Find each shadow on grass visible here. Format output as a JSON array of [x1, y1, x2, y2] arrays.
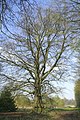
[[60, 111, 80, 120], [0, 111, 53, 120], [0, 110, 80, 120]]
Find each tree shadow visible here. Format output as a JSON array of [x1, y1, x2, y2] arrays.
[[0, 111, 53, 120], [60, 111, 80, 120], [25, 111, 53, 120]]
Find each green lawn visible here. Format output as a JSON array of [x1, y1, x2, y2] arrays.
[[47, 107, 80, 112]]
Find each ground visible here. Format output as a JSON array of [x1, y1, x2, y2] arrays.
[[0, 110, 80, 120]]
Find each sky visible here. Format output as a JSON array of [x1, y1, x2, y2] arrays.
[[61, 55, 77, 100], [60, 82, 75, 100]]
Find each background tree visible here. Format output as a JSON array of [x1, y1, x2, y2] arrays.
[[0, 87, 17, 112], [52, 96, 64, 108], [64, 98, 76, 106], [0, 1, 75, 112], [42, 94, 54, 108], [15, 94, 31, 109], [74, 80, 80, 107], [74, 51, 80, 108]]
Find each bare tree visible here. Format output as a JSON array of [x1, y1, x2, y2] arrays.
[[0, 1, 74, 112]]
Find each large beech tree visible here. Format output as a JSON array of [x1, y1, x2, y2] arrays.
[[0, 1, 74, 112]]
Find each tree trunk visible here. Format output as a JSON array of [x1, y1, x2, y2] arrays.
[[34, 84, 43, 113]]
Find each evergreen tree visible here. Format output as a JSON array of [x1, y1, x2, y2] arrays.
[[0, 87, 17, 112]]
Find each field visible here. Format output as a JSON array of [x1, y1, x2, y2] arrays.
[[0, 108, 80, 120]]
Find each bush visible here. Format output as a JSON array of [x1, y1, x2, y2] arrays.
[[0, 87, 17, 112]]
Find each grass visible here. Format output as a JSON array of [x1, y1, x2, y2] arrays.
[[0, 108, 80, 120], [47, 107, 80, 112], [0, 111, 53, 120]]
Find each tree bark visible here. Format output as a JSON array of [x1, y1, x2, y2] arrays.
[[34, 83, 43, 113]]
